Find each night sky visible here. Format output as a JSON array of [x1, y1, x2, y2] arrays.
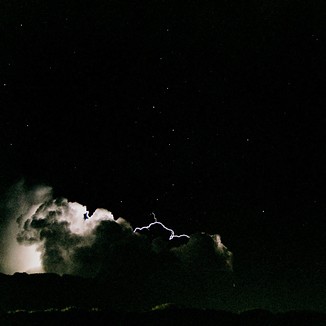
[[1, 0, 325, 312]]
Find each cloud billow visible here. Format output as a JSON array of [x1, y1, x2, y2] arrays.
[[2, 181, 233, 281]]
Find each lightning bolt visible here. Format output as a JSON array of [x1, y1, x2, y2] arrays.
[[133, 213, 190, 240]]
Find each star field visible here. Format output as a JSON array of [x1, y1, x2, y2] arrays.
[[0, 0, 326, 312]]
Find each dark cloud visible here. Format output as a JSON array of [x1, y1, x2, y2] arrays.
[[172, 233, 233, 272]]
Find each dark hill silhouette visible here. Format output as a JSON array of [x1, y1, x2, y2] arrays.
[[0, 271, 236, 312], [2, 307, 326, 326], [0, 273, 325, 325]]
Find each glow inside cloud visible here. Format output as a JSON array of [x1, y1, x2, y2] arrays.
[[0, 181, 232, 276]]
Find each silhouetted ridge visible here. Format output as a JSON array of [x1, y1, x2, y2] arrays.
[[2, 307, 326, 326]]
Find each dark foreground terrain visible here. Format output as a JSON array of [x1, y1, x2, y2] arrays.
[[1, 273, 325, 325], [2, 307, 326, 326], [0, 272, 237, 312]]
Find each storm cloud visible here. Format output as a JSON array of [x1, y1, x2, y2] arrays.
[[1, 181, 233, 280]]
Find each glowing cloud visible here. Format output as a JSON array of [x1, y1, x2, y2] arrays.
[[0, 181, 233, 277], [0, 180, 52, 274]]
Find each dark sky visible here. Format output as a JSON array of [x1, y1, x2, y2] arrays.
[[0, 0, 325, 312]]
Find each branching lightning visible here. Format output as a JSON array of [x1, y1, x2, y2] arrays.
[[133, 213, 190, 240]]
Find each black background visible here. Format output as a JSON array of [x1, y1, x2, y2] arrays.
[[1, 0, 325, 311]]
